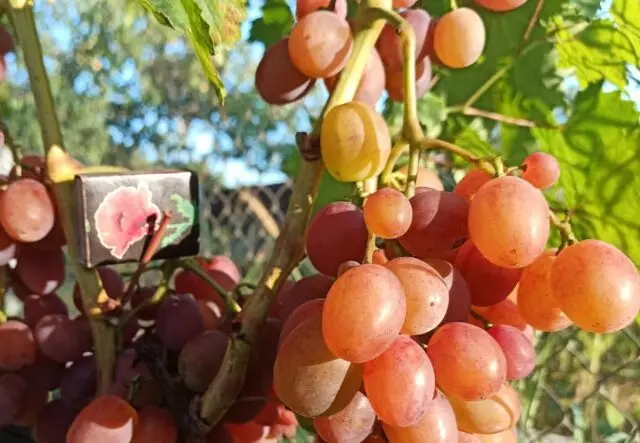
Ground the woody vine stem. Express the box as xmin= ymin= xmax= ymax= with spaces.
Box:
xmin=5 ymin=0 xmax=576 ymax=437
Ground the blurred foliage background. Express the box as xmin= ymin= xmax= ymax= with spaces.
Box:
xmin=0 ymin=0 xmax=639 ymax=442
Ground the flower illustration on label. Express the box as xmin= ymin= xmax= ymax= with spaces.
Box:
xmin=94 ymin=181 xmax=161 ymax=259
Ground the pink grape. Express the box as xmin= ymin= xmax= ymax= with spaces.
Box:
xmin=296 ymin=0 xmax=347 ymax=20
xmin=279 ymin=299 xmax=325 ymax=346
xmin=551 ymin=240 xmax=640 ymax=333
xmin=454 ymin=168 xmax=492 ymax=201
xmin=386 ymin=257 xmax=449 ymax=334
xmin=274 ymin=274 xmax=333 ymax=321
xmin=521 ymin=152 xmax=560 ymax=189
xmin=448 ymin=383 xmax=521 ymax=434
xmin=488 ymin=325 xmax=535 ymax=380
xmin=313 ymin=391 xmax=376 ymax=443
xmin=363 ymin=187 xmax=413 ymax=239
xmin=440 ymin=266 xmax=472 ymax=325
xmin=427 ymin=322 xmax=506 ymax=401
xmin=376 ymin=9 xmax=431 ymax=71
xmin=518 ymin=250 xmax=572 ymax=331
xmin=0 ymin=178 xmax=54 ymax=242
xmin=322 ymin=264 xmax=406 ymax=363
xmin=364 ymin=335 xmax=435 ymax=427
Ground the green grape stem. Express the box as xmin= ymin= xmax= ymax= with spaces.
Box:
xmin=198 ymin=0 xmax=391 ymax=428
xmin=7 ymin=2 xmax=116 ymax=396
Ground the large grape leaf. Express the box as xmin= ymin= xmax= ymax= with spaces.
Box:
xmin=533 ymin=83 xmax=640 ymax=264
xmin=137 ymin=0 xmax=246 ymax=103
xmin=248 ymin=0 xmax=294 ymax=47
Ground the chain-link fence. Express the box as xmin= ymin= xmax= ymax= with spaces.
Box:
xmin=199 ymin=181 xmax=640 ymax=443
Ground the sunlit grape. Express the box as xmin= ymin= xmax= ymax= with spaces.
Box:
xmin=488 ymin=325 xmax=535 ymax=380
xmin=448 ymin=383 xmax=520 ymax=434
xmin=454 ymin=168 xmax=492 ymax=201
xmin=385 ymin=58 xmax=432 ymax=102
xmin=296 ymin=0 xmax=347 ymax=20
xmin=325 ymin=49 xmax=385 ymax=106
xmin=376 ymin=9 xmax=431 ymax=71
xmin=66 ymin=395 xmax=138 ymax=443
xmin=363 ymin=188 xmax=413 ymax=239
xmin=474 ymin=0 xmax=528 ymax=12
xmin=551 ymin=240 xmax=640 ymax=333
xmin=0 ymin=178 xmax=54 ymax=242
xmin=434 ymin=8 xmax=485 ymax=68
xmin=468 ymin=176 xmax=550 ymax=268
xmin=313 ymin=391 xmax=375 ymax=443
xmin=521 ymin=152 xmax=560 ymax=189
xmin=427 ymin=322 xmax=506 ymax=400
xmin=323 ymin=264 xmax=406 ymax=363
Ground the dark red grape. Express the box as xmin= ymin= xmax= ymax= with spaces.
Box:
xmin=15 ymin=245 xmax=65 ymax=295
xmin=35 ymin=314 xmax=92 ymax=363
xmin=156 ymin=293 xmax=204 ymax=351
xmin=23 ymin=293 xmax=68 ymax=328
xmin=0 ymin=319 xmax=37 ymax=370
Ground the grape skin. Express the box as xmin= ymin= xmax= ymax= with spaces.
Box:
xmin=322 ymin=264 xmax=406 ymax=363
xmin=364 ymin=335 xmax=436 ymax=427
xmin=476 ymin=428 xmax=518 ymax=442
xmin=427 ymin=322 xmax=506 ymax=401
xmin=321 ymin=101 xmax=391 ymax=183
xmin=274 ymin=274 xmax=333 ymax=321
xmin=313 ymin=391 xmax=376 ymax=443
xmin=468 ymin=176 xmax=550 ymax=269
xmin=439 ymin=266 xmax=472 ymax=325
xmin=399 ymin=188 xmax=470 ymax=260
xmin=256 ymin=38 xmax=315 ymax=105
xmin=448 ymin=383 xmax=520 ymax=434
xmin=517 ymin=250 xmax=571 ymax=331
xmin=131 ymin=406 xmax=178 ymax=443
xmin=66 ymin=395 xmax=138 ymax=443
xmin=0 ymin=373 xmax=26 ymax=427
xmin=288 ymin=11 xmax=352 ymax=79
xmin=296 ymin=0 xmax=347 ymax=20
xmin=488 ymin=325 xmax=535 ymax=380
xmin=454 ymin=168 xmax=492 ymax=201
xmin=383 ymin=390 xmax=458 ymax=443
xmin=33 ymin=399 xmax=81 ymax=443
xmin=386 ymin=257 xmax=449 ymax=335
xmin=521 ymin=152 xmax=560 ymax=189
xmin=178 ymin=330 xmax=229 ymax=392
xmin=15 ymin=245 xmax=65 ymax=295
xmin=279 ymin=299 xmax=325 ymax=346
xmin=434 ymin=8 xmax=486 ymax=69
xmin=0 ymin=319 xmax=37 ymax=370
xmin=455 ymin=241 xmax=522 ymax=307
xmin=363 ymin=188 xmax=413 ymax=239
xmin=0 ymin=178 xmax=55 ymax=243
xmin=60 ymin=355 xmax=97 ymax=408
xmin=155 ymin=293 xmax=204 ymax=351
xmin=35 ymin=314 xmax=92 ymax=364
xmin=376 ymin=9 xmax=431 ymax=71
xmin=385 ymin=58 xmax=432 ymax=103
xmin=306 ymin=202 xmax=368 ymax=277
xmin=325 ymin=49 xmax=386 ymax=106
xmin=274 ymin=315 xmax=363 ymax=418
xmin=551 ymin=239 xmax=640 ymax=333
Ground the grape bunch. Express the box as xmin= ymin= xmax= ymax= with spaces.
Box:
xmin=0 ymin=26 xmax=14 ymax=83
xmin=255 ymin=0 xmax=530 ymax=107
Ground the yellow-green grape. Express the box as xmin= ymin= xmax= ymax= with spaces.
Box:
xmin=321 ymin=101 xmax=391 ymax=182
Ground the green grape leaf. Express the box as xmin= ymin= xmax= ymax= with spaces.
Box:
xmin=312 ymin=171 xmax=359 ymax=216
xmin=136 ymin=0 xmax=247 ymax=102
xmin=557 ymin=19 xmax=639 ymax=89
xmin=417 ymin=93 xmax=448 ymax=139
xmin=249 ymin=0 xmax=295 ymax=47
xmin=533 ymin=83 xmax=640 ymax=265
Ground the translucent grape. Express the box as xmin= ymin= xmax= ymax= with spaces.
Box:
xmin=386 ymin=257 xmax=449 ymax=334
xmin=449 ymin=383 xmax=520 ymax=434
xmin=313 ymin=391 xmax=376 ymax=443
xmin=66 ymin=395 xmax=138 ymax=443
xmin=279 ymin=299 xmax=325 ymax=346
xmin=296 ymin=0 xmax=347 ymax=20
xmin=33 ymin=399 xmax=80 ymax=443
xmin=551 ymin=240 xmax=640 ymax=333
xmin=321 ymin=101 xmax=391 ymax=183
xmin=325 ymin=49 xmax=385 ymax=106
xmin=0 ymin=319 xmax=36 ymax=370
xmin=0 ymin=178 xmax=54 ymax=242
xmin=376 ymin=9 xmax=432 ymax=71
xmin=521 ymin=152 xmax=560 ymax=189
xmin=363 ymin=188 xmax=413 ymax=239
xmin=155 ymin=293 xmax=204 ymax=350
xmin=399 ymin=188 xmax=470 ymax=260
xmin=0 ymin=373 xmax=26 ymax=427
xmin=256 ymin=38 xmax=315 ymax=105
xmin=383 ymin=390 xmax=458 ymax=443
xmin=434 ymin=8 xmax=485 ymax=68
xmin=427 ymin=322 xmax=506 ymax=401
xmin=323 ymin=263 xmax=406 ymax=362
xmin=518 ymin=251 xmax=572 ymax=331
xmin=274 ymin=315 xmax=363 ymax=417
xmin=488 ymin=325 xmax=535 ymax=380
xmin=440 ymin=266 xmax=472 ymax=325
xmin=474 ymin=0 xmax=528 ymax=12
xmin=179 ymin=330 xmax=229 ymax=392
xmin=15 ymin=245 xmax=65 ymax=295
xmin=306 ymin=202 xmax=368 ymax=276
xmin=469 ymin=176 xmax=550 ymax=268
xmin=455 ymin=241 xmax=522 ymax=307
xmin=454 ymin=168 xmax=492 ymax=201
xmin=398 ymin=165 xmax=444 ymax=191
xmin=288 ymin=11 xmax=352 ymax=78
xmin=274 ymin=274 xmax=333 ymax=321
xmin=372 ymin=249 xmax=389 ymax=265
xmin=131 ymin=406 xmax=177 ymax=443
xmin=35 ymin=314 xmax=91 ymax=363
xmin=385 ymin=57 xmax=432 ymax=103
xmin=364 ymin=336 xmax=435 ymax=427
xmin=460 ymin=432 xmax=482 ymax=443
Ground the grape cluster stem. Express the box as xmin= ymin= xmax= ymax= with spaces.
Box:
xmin=7 ymin=1 xmax=117 ymax=396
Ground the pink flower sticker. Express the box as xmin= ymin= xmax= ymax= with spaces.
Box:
xmin=94 ymin=181 xmax=161 ymax=259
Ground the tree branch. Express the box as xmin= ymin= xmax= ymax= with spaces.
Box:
xmin=447 ymin=106 xmax=540 ymax=128
xmin=198 ymin=0 xmax=392 ymax=426
xmin=520 ymin=0 xmax=545 ymax=53
xmin=8 ymin=4 xmax=116 ymax=395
